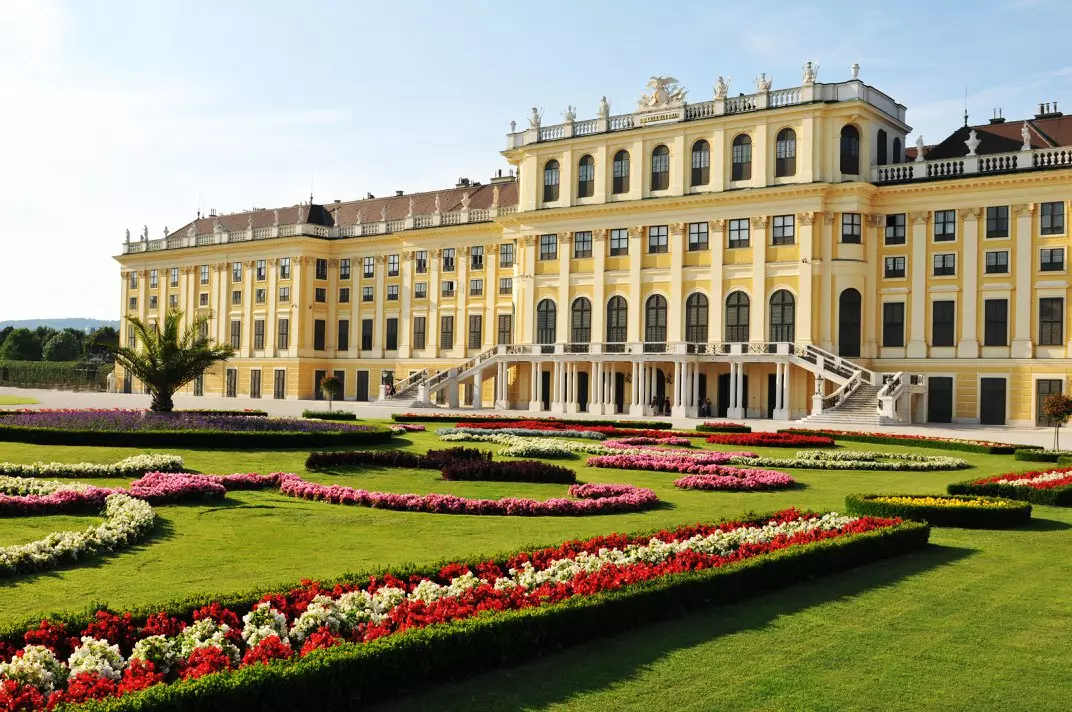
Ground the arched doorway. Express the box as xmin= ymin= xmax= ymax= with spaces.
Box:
xmin=838 ymin=289 xmax=862 ymax=357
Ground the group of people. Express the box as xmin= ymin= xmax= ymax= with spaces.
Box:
xmin=648 ymin=397 xmax=715 ymax=417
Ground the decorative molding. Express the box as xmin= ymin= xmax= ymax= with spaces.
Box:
xmin=521 ymin=235 xmax=536 ymax=246
xmin=909 ymin=211 xmax=930 ymax=225
xmin=628 ymin=226 xmax=644 ymax=239
xmin=709 ymin=219 xmax=726 ymax=232
xmin=594 ymin=228 xmax=608 ymax=241
xmin=561 ymin=232 xmax=574 ymax=245
xmin=669 ymin=222 xmax=685 ymax=236
xmin=962 ymin=207 xmax=982 ymax=221
xmin=1013 ymin=202 xmax=1036 ymax=216
xmin=867 ymin=213 xmax=886 ymax=228
xmin=822 ymin=212 xmax=836 ymax=225
xmin=797 ymin=212 xmax=815 ymax=226
xmin=329 ymin=258 xmax=339 ymax=266
xmin=749 ymin=216 xmax=769 ymax=229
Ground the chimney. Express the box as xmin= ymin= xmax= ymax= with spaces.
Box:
xmin=365 ymin=192 xmax=374 ymax=199
xmin=209 ymin=208 xmax=217 ymax=217
xmin=455 ymin=177 xmax=470 ymax=188
xmin=333 ymin=199 xmax=341 ymax=204
xmin=395 ymin=190 xmax=404 ymax=197
xmin=989 ymin=108 xmax=1005 ymax=124
xmin=1035 ymin=101 xmax=1064 ymax=119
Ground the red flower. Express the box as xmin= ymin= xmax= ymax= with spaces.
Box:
xmin=179 ymin=646 xmax=233 ymax=680
xmin=22 ymin=621 xmax=76 ymax=660
xmin=241 ymin=636 xmax=293 ymax=667
xmin=300 ymin=627 xmax=344 ymax=656
xmin=140 ymin=611 xmax=186 ymax=639
xmin=46 ymin=673 xmax=117 ymax=707
xmin=705 ymin=432 xmax=833 ymax=447
xmin=0 ymin=680 xmax=45 ymax=711
xmin=83 ymin=610 xmax=138 ymax=654
xmin=118 ymin=659 xmax=164 ymax=694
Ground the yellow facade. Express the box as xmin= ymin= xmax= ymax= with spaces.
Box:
xmin=116 ymin=72 xmax=1072 ymax=426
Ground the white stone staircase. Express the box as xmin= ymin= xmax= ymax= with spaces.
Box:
xmin=800 ymin=382 xmax=888 ymax=426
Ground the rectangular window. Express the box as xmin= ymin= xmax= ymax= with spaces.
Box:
xmin=149 ymin=295 xmax=158 ymax=309
xmin=127 ymin=325 xmax=136 ymax=348
xmin=1039 ymin=297 xmax=1064 ymax=346
xmin=315 ymin=258 xmax=327 ymax=280
xmin=387 ymin=285 xmax=399 ymax=301
xmin=932 ymin=300 xmax=955 ymax=347
xmin=198 ymin=321 xmax=208 ymax=340
xmin=441 ymin=280 xmax=456 ymax=297
xmin=933 ymin=253 xmax=956 ymax=276
xmin=337 ymin=319 xmax=349 ymax=351
xmin=279 ymin=286 xmax=290 ymax=302
xmin=339 ymin=258 xmax=350 ymax=280
xmin=499 ymin=243 xmax=515 ymax=268
xmin=415 ymin=250 xmax=428 ymax=274
xmin=1041 ymin=201 xmax=1065 ymax=235
xmin=469 ymin=279 xmax=483 ymax=297
xmin=169 ymin=294 xmax=178 ymax=308
xmin=128 ymin=296 xmax=137 ymax=310
xmin=254 ymin=288 xmax=265 ymax=304
xmin=539 ymin=234 xmax=558 ymax=260
xmin=363 ymin=256 xmax=374 ymax=278
xmin=414 ymin=282 xmax=427 ymax=299
xmin=339 ymin=287 xmax=350 ymax=303
xmin=388 ymin=254 xmax=400 ymax=276
xmin=413 ymin=316 xmax=427 ymax=350
xmin=985 ymin=251 xmax=1009 ymax=274
xmin=230 ymin=320 xmax=242 ymax=349
xmin=199 ymin=293 xmax=208 ymax=307
xmin=841 ymin=213 xmax=862 ymax=244
xmin=647 ymin=225 xmax=668 ymax=254
xmin=688 ymin=222 xmax=709 ymax=251
xmin=255 ymin=260 xmax=266 ymax=281
xmin=884 ymin=256 xmax=906 ymax=278
xmin=771 ymin=215 xmax=795 ymax=246
xmin=728 ymin=219 xmax=750 ymax=249
xmin=200 ymin=264 xmax=209 ymax=285
xmin=440 ymin=315 xmax=454 ymax=347
xmin=986 ymin=206 xmax=1009 ymax=238
xmin=149 ymin=269 xmax=158 ymax=288
xmin=274 ymin=369 xmax=286 ymax=399
xmin=170 ymin=268 xmax=179 ymax=287
xmin=128 ymin=272 xmax=138 ymax=289
xmin=253 ymin=319 xmax=265 ymax=350
xmin=232 ymin=262 xmax=242 ymax=282
xmin=497 ymin=314 xmax=513 ymax=345
xmin=385 ymin=318 xmax=398 ymax=350
xmin=314 ymin=287 xmax=326 ymax=303
xmin=232 ymin=290 xmax=242 ymax=306
xmin=934 ymin=209 xmax=956 ymax=241
xmin=442 ymin=248 xmax=455 ymax=272
xmin=468 ymin=314 xmax=482 ymax=349
xmin=573 ymin=231 xmax=593 ymax=258
xmin=609 ymin=228 xmax=629 ymax=256
xmin=362 ymin=286 xmax=373 ymax=302
xmin=278 ymin=257 xmax=290 ymax=279
xmin=250 ymin=370 xmax=261 ymax=399
xmin=885 ymin=213 xmax=906 ymax=245
xmin=470 ymin=246 xmax=484 ymax=270
xmin=499 ymin=277 xmax=513 ymax=295
xmin=984 ymin=299 xmax=1009 ymax=346
xmin=360 ymin=319 xmax=373 ymax=350
xmin=277 ymin=318 xmax=289 ymax=349
xmin=313 ymin=319 xmax=326 ymax=350
xmin=882 ymin=302 xmax=905 ymax=347
xmin=1041 ymin=247 xmax=1065 ymax=272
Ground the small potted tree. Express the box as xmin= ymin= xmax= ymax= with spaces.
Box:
xmin=320 ymin=374 xmax=342 ymax=412
xmin=1042 ymin=392 xmax=1072 ymax=451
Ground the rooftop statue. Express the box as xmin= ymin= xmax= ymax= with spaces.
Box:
xmin=713 ymin=75 xmax=731 ymax=100
xmin=598 ymin=96 xmax=610 ymax=119
xmin=802 ymin=61 xmax=819 ymax=84
xmin=637 ymin=76 xmax=687 ymax=109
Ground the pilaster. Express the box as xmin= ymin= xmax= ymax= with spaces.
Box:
xmin=709 ymin=220 xmax=725 ymax=341
xmin=668 ymin=223 xmax=684 ymax=340
xmin=557 ymin=233 xmax=572 ymax=341
xmin=627 ymin=226 xmax=643 ymax=341
xmin=819 ymin=212 xmax=835 ymax=350
xmin=592 ymin=230 xmax=607 ymax=341
xmin=797 ymin=213 xmax=815 ymax=344
xmin=958 ymin=208 xmax=981 ymax=357
xmin=1012 ymin=203 xmax=1035 ymax=358
xmin=907 ymin=211 xmax=929 ymax=358
xmin=750 ymin=216 xmax=769 ymax=342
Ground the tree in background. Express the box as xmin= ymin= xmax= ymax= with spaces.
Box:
xmin=84 ymin=327 xmax=118 ymax=361
xmin=42 ymin=330 xmax=84 ymax=362
xmin=0 ymin=329 xmax=43 ymax=361
xmin=320 ymin=374 xmax=342 ymax=411
xmin=111 ymin=310 xmax=235 ymax=413
xmin=33 ymin=326 xmax=57 ymax=350
xmin=1042 ymin=393 xmax=1072 ymax=451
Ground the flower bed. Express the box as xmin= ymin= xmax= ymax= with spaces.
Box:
xmin=452 ymin=421 xmax=707 ymax=440
xmin=175 ymin=409 xmax=268 ymax=417
xmin=388 ymin=423 xmax=425 ymax=434
xmin=779 ymin=428 xmax=1028 ymax=454
xmin=726 ymin=450 xmax=970 ymax=471
xmin=706 ymin=432 xmax=834 ymax=448
xmin=0 ymin=454 xmax=183 ymax=480
xmin=300 ymin=410 xmax=357 ymax=421
xmin=845 ymin=493 xmax=1032 ymax=528
xmin=391 ymin=413 xmax=674 ymax=429
xmin=696 ymin=422 xmax=752 ymax=433
xmin=586 ymin=453 xmax=794 ymax=491
xmin=0 ymin=411 xmax=396 ymax=448
xmin=587 ymin=451 xmax=756 ymax=470
xmin=442 ymin=426 xmax=608 ymax=441
xmin=0 ymin=509 xmax=928 ymax=710
xmin=1013 ymin=448 xmax=1072 ymax=463
xmin=947 ymin=467 xmax=1072 ymax=506
xmin=673 ymin=469 xmax=796 ymax=491
xmin=439 ymin=459 xmax=577 ymax=484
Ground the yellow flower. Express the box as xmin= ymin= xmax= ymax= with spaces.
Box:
xmin=871 ymin=496 xmax=1005 ymax=508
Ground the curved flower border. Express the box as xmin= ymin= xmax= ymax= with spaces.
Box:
xmin=0 ymin=454 xmax=184 ymax=480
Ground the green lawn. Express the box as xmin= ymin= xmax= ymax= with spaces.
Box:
xmin=0 ymin=395 xmax=37 ymax=406
xmin=0 ymin=425 xmax=1069 ymax=710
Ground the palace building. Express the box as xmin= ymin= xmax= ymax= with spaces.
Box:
xmin=115 ymin=64 xmax=1072 ymax=427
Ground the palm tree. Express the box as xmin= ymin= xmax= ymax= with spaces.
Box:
xmin=111 ymin=310 xmax=235 ymax=413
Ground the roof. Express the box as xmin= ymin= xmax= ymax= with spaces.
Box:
xmin=923 ymin=115 xmax=1072 ymax=160
xmin=168 ymin=179 xmax=518 ymax=237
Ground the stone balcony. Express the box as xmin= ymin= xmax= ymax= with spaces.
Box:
xmin=871 ymin=145 xmax=1072 ymax=184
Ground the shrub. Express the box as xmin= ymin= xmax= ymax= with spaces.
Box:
xmin=779 ymin=428 xmax=1027 ymax=454
xmin=300 ymin=410 xmax=357 ymax=422
xmin=948 ymin=467 xmax=1072 ymax=506
xmin=845 ymin=493 xmax=1032 ymax=528
xmin=695 ymin=422 xmax=752 ymax=433
xmin=1013 ymin=449 xmax=1072 ymax=463
xmin=439 ymin=459 xmax=576 ymax=484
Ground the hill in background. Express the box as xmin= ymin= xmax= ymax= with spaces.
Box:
xmin=0 ymin=318 xmax=119 ymax=332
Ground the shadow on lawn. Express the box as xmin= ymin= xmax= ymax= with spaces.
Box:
xmin=1021 ymin=516 xmax=1072 ymax=532
xmin=368 ymin=542 xmax=975 ymax=712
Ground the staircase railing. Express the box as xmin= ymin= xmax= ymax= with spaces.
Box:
xmin=393 ymin=369 xmax=428 ymax=396
xmin=822 ymin=371 xmax=862 ymax=411
xmin=877 ymin=372 xmax=907 ymax=420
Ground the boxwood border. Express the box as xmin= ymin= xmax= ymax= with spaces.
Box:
xmin=947 ymin=470 xmax=1072 ymax=506
xmin=63 ymin=517 xmax=928 ymax=712
xmin=779 ymin=428 xmax=1030 ymax=455
xmin=1013 ymin=448 xmax=1072 ymax=463
xmin=845 ymin=493 xmax=1031 ymax=528
xmin=300 ymin=410 xmax=358 ymax=422
xmin=695 ymin=424 xmax=752 ymax=433
xmin=392 ymin=413 xmax=673 ymax=429
xmin=0 ymin=423 xmax=396 ymax=448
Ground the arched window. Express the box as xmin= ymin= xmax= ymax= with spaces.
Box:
xmin=691 ymin=140 xmax=710 ymax=186
xmin=838 ymin=289 xmax=862 ymax=357
xmin=612 ymin=150 xmax=630 ymax=194
xmin=543 ymin=159 xmax=560 ymax=202
xmin=606 ymin=296 xmax=628 ymax=349
xmin=775 ymin=128 xmax=796 ymax=177
xmin=685 ymin=293 xmax=709 ymax=343
xmin=571 ymin=297 xmax=592 ymax=344
xmin=725 ymin=292 xmax=750 ymax=342
xmin=536 ymin=299 xmax=556 ymax=345
xmin=769 ymin=290 xmax=796 ymax=342
xmin=732 ymin=134 xmax=752 ymax=181
xmin=650 ymin=145 xmax=670 ymax=191
xmin=892 ymin=137 xmax=903 ymax=164
xmin=645 ymin=295 xmax=668 ymax=344
xmin=876 ymin=129 xmax=888 ymax=166
xmin=840 ymin=125 xmax=860 ymax=175
xmin=577 ymin=155 xmax=595 ymax=198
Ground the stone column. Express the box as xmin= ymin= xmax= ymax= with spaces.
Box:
xmin=627 ymin=226 xmax=643 ymax=341
xmin=691 ymin=362 xmax=700 ymax=416
xmin=630 ymin=361 xmax=642 ymax=415
xmin=727 ymin=362 xmax=744 ymax=419
xmin=266 ymin=259 xmax=278 ymax=353
xmin=558 ymin=233 xmax=572 ymax=344
xmin=783 ymin=362 xmax=792 ymax=419
xmin=484 ymin=245 xmax=498 ymax=351
xmin=373 ymin=255 xmax=386 ymax=356
xmin=529 ymin=361 xmax=541 ymax=411
xmin=241 ymin=260 xmax=254 ymax=357
xmin=592 ymin=230 xmax=607 ymax=343
xmin=399 ymin=252 xmax=413 ymax=358
xmin=669 ymin=223 xmax=685 ymax=341
xmin=797 ymin=213 xmax=815 ymax=345
xmin=1012 ymin=203 xmax=1036 ymax=358
xmin=750 ymin=216 xmax=769 ymax=342
xmin=472 ymin=367 xmax=483 ymax=410
xmin=959 ymin=209 xmax=981 ymax=358
xmin=863 ymin=214 xmax=884 ymax=357
xmin=906 ymin=211 xmax=930 ymax=358
xmin=819 ymin=213 xmax=835 ymax=351
xmin=710 ymin=220 xmax=725 ymax=342
xmin=456 ymin=248 xmax=469 ymax=356
xmin=671 ymin=361 xmax=685 ymax=417
xmin=428 ymin=249 xmax=440 ymax=350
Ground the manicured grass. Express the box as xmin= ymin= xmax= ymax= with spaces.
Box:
xmin=0 ymin=395 xmax=37 ymax=406
xmin=0 ymin=423 xmax=1069 ymax=710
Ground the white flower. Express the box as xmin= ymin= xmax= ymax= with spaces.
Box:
xmin=241 ymin=603 xmax=289 ymax=647
xmin=0 ymin=645 xmax=68 ymax=693
xmin=68 ymin=636 xmax=126 ymax=681
xmin=177 ymin=618 xmax=239 ymax=663
xmin=289 ymin=596 xmax=346 ymax=642
xmin=130 ymin=635 xmax=179 ymax=675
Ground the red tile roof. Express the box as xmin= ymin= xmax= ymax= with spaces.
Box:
xmin=924 ymin=115 xmax=1072 ymax=160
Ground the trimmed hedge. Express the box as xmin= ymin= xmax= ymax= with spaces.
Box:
xmin=0 ymin=424 xmax=396 ymax=449
xmin=779 ymin=428 xmax=1030 ymax=455
xmin=695 ymin=424 xmax=752 ymax=433
xmin=948 ymin=477 xmax=1072 ymax=507
xmin=45 ymin=516 xmax=929 ymax=712
xmin=391 ymin=413 xmax=673 ymax=429
xmin=300 ymin=410 xmax=358 ymax=421
xmin=175 ymin=409 xmax=268 ymax=417
xmin=845 ymin=493 xmax=1032 ymax=529
xmin=304 ymin=447 xmax=488 ymax=471
xmin=440 ymin=459 xmax=577 ymax=484
xmin=1013 ymin=448 xmax=1072 ymax=463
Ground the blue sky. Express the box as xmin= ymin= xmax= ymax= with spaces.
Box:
xmin=2 ymin=0 xmax=1070 ymax=320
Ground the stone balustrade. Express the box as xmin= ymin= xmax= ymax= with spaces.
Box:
xmin=872 ymin=146 xmax=1072 ymax=184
